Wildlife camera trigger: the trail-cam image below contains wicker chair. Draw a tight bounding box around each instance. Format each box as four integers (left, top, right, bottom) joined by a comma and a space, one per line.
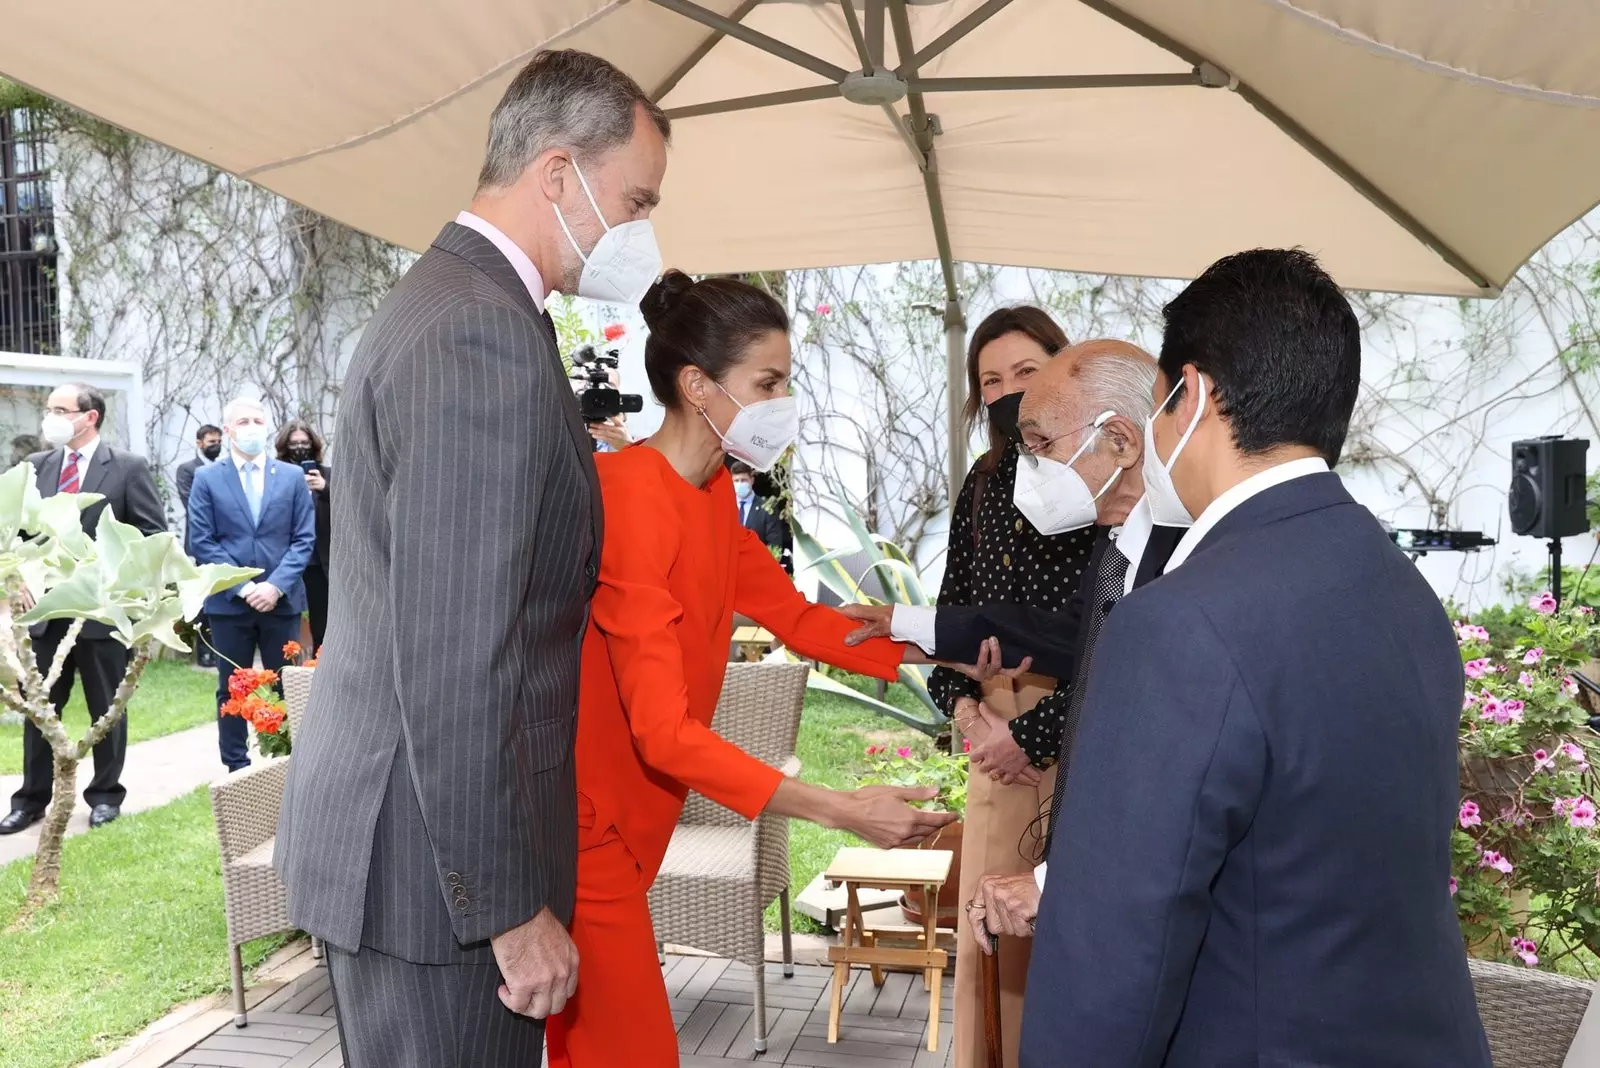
209, 757, 297, 1027
1470, 958, 1595, 1067
648, 661, 810, 1054
207, 665, 319, 1027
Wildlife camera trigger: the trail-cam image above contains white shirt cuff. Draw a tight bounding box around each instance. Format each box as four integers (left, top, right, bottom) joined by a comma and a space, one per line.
890, 604, 938, 655
1034, 861, 1047, 892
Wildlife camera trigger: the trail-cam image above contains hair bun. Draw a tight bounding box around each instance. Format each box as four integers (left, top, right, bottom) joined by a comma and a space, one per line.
640, 269, 695, 331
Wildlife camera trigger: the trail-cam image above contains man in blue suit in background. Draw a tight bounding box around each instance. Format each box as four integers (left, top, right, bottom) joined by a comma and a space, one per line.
1021, 250, 1490, 1067
188, 397, 317, 772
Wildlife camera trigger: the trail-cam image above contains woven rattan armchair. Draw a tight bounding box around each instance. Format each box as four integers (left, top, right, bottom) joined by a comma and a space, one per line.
209, 757, 297, 1027
648, 660, 810, 1054
1470, 958, 1595, 1067
208, 665, 320, 1027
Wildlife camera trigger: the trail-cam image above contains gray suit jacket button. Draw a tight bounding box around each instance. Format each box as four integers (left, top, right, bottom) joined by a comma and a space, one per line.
446, 872, 463, 887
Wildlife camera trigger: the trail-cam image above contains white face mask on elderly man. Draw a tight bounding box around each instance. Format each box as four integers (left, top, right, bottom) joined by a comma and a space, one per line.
552, 159, 663, 304
1142, 373, 1207, 527
1013, 411, 1121, 535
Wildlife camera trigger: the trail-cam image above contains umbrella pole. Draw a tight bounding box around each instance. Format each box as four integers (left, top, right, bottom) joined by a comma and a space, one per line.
944, 294, 967, 508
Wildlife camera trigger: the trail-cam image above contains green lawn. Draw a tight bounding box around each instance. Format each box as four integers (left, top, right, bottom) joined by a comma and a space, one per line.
0, 659, 217, 776
766, 678, 934, 933
0, 787, 287, 1068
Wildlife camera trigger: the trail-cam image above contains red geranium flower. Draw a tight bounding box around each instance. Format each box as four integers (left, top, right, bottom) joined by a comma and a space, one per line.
603, 322, 627, 342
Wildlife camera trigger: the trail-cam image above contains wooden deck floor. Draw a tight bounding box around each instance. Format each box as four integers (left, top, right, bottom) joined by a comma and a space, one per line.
159, 955, 955, 1067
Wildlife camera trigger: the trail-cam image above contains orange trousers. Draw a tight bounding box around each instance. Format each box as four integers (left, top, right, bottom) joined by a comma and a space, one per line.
546, 822, 680, 1068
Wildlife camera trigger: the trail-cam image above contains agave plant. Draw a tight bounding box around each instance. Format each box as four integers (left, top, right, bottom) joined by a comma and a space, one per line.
792, 488, 945, 735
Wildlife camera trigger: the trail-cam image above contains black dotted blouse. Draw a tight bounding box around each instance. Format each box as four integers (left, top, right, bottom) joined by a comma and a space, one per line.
929, 446, 1097, 767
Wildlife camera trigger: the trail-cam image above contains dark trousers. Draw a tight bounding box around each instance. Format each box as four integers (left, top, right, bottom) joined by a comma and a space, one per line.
327, 943, 543, 1068
10, 623, 130, 814
304, 564, 329, 652
209, 611, 301, 772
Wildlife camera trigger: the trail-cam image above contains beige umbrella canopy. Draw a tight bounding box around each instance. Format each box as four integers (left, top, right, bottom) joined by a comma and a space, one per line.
5, 0, 1600, 482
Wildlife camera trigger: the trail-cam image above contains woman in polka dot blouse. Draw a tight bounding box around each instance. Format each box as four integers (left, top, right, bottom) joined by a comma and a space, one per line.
937, 306, 1097, 1068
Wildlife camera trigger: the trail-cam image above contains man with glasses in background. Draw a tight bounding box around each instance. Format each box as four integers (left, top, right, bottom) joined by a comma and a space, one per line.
1, 383, 164, 834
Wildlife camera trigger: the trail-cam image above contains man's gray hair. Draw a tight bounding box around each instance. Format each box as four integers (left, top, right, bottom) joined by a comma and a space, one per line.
222, 397, 267, 425
1072, 345, 1159, 450
478, 49, 671, 191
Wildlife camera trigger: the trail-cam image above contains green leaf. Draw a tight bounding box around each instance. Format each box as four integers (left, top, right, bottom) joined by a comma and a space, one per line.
19, 568, 133, 637
177, 564, 260, 620
93, 515, 143, 578
0, 462, 31, 545
131, 598, 187, 652
804, 668, 939, 735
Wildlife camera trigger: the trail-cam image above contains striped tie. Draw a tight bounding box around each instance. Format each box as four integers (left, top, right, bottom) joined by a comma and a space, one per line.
58, 451, 82, 494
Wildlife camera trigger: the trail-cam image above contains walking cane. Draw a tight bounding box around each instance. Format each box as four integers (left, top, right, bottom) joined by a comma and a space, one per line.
982, 932, 1003, 1066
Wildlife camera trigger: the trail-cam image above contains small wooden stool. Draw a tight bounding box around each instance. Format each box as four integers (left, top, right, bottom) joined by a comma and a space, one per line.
730, 625, 775, 662
823, 846, 953, 1052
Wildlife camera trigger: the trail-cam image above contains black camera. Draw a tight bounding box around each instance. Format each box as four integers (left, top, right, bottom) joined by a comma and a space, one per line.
570, 345, 644, 425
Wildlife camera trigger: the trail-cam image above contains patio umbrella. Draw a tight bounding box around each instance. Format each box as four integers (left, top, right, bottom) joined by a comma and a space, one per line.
4, 0, 1599, 487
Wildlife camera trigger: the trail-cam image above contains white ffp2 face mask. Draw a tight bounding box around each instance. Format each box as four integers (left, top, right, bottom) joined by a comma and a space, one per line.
552, 160, 662, 305
1013, 413, 1121, 535
1142, 374, 1206, 527
703, 383, 799, 473
40, 413, 80, 448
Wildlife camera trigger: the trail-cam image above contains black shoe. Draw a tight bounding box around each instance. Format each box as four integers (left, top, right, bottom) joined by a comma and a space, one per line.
89, 804, 120, 829
0, 809, 43, 835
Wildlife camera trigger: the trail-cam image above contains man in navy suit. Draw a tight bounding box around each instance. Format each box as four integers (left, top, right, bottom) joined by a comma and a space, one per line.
188, 397, 316, 772
1021, 250, 1490, 1067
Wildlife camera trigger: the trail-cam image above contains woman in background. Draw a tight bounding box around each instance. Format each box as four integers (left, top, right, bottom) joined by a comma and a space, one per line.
934, 306, 1097, 1068
547, 272, 954, 1068
275, 420, 331, 650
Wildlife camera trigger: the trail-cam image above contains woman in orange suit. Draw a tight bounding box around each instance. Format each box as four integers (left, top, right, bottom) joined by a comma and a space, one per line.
546, 272, 955, 1068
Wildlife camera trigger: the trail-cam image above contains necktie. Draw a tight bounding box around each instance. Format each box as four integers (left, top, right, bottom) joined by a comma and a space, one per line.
243, 462, 261, 523
58, 452, 82, 494
1046, 540, 1131, 847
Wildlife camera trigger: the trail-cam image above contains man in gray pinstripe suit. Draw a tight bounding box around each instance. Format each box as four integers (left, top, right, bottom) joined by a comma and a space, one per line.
275, 51, 670, 1067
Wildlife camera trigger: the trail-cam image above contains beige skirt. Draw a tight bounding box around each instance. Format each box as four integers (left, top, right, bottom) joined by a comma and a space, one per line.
952, 675, 1057, 1068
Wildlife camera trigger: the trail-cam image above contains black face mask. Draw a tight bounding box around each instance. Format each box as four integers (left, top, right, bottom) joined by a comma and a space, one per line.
201, 442, 222, 461
286, 446, 314, 464
985, 391, 1025, 445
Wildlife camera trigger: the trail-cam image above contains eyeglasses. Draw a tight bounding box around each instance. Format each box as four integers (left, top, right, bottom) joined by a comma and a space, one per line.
1017, 410, 1116, 467
43, 407, 85, 418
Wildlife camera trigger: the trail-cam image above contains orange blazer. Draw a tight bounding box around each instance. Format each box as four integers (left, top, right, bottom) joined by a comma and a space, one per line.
576, 446, 903, 882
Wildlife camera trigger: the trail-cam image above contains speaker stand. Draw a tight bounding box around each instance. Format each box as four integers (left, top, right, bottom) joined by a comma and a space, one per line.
1550, 537, 1564, 606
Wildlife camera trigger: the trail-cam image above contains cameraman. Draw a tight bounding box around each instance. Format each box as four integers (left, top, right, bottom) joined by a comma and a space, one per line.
587, 368, 633, 452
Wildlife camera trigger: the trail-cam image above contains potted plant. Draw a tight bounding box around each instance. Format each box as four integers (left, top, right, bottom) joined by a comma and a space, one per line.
225, 640, 319, 757
860, 742, 968, 924
1454, 594, 1600, 970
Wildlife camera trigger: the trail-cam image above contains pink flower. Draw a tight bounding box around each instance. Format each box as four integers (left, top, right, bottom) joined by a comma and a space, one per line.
1502, 699, 1525, 723
1449, 876, 1459, 896
1479, 697, 1506, 723
962, 738, 972, 754
1530, 592, 1559, 615
1519, 671, 1536, 692
602, 322, 627, 342
1456, 623, 1491, 644
1534, 749, 1556, 771
816, 303, 833, 316
1571, 798, 1597, 828
1523, 647, 1545, 665
1562, 742, 1590, 769
895, 746, 912, 758
1511, 936, 1540, 967
1563, 676, 1581, 699
1458, 800, 1482, 828
1464, 659, 1491, 680
1580, 606, 1596, 617
1481, 850, 1514, 874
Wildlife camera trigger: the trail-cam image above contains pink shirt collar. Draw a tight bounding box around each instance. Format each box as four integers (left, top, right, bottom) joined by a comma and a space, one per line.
454, 211, 547, 313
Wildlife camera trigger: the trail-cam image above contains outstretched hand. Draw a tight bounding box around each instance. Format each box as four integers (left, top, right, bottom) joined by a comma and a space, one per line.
840, 785, 958, 848
938, 636, 1032, 683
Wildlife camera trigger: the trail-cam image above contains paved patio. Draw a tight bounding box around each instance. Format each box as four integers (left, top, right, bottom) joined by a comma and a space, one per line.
149, 952, 954, 1067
